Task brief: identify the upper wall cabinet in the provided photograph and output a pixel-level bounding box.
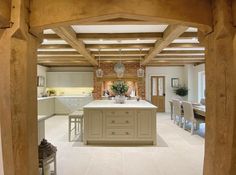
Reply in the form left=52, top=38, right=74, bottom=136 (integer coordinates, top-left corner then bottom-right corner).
left=46, top=72, right=94, bottom=87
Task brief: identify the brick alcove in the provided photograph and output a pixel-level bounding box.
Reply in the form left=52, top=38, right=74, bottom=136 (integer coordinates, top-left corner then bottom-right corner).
left=93, top=63, right=146, bottom=99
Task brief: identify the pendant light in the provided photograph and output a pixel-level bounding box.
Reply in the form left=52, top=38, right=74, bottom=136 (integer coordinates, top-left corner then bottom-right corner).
left=137, top=48, right=145, bottom=77
left=96, top=49, right=103, bottom=78
left=114, top=49, right=125, bottom=78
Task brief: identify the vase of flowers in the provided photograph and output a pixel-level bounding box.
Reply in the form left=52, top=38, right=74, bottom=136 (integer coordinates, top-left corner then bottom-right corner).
left=111, top=81, right=128, bottom=104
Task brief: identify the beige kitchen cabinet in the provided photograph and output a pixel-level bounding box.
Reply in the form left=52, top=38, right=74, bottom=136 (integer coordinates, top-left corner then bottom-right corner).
left=83, top=100, right=157, bottom=145
left=86, top=110, right=103, bottom=139
left=46, top=72, right=93, bottom=87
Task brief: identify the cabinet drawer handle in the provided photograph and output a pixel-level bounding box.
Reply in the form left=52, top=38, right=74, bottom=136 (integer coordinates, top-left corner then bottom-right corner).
left=125, top=112, right=129, bottom=114
left=112, top=132, right=115, bottom=135
left=126, top=132, right=129, bottom=135
left=112, top=112, right=115, bottom=114
left=125, top=120, right=129, bottom=123
left=111, top=120, right=115, bottom=123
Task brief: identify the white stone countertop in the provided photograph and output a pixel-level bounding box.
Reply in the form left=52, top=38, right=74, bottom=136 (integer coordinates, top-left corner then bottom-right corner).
left=83, top=100, right=157, bottom=109
left=37, top=95, right=92, bottom=100
left=38, top=115, right=50, bottom=121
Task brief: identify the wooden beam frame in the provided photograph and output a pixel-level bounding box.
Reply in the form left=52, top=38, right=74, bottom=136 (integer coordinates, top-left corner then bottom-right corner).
left=141, top=25, right=188, bottom=65
left=0, top=0, right=11, bottom=28
left=30, top=0, right=212, bottom=33
left=52, top=26, right=98, bottom=66
left=43, top=32, right=198, bottom=40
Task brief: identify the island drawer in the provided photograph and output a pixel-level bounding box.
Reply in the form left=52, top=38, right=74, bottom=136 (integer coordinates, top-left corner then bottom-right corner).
left=105, top=129, right=134, bottom=139
left=105, top=115, right=134, bottom=127
left=104, top=110, right=134, bottom=116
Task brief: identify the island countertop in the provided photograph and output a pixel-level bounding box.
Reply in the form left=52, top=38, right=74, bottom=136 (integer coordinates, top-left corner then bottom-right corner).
left=83, top=100, right=157, bottom=109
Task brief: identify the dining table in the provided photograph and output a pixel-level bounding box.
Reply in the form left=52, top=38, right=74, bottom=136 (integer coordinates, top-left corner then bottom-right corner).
left=169, top=100, right=206, bottom=120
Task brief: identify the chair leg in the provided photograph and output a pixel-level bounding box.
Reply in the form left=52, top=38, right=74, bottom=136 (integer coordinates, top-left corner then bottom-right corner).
left=183, top=119, right=186, bottom=130
left=179, top=116, right=182, bottom=127
left=191, top=122, right=194, bottom=135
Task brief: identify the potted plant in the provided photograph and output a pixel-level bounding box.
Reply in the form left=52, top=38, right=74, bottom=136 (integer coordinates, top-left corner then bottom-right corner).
left=111, top=81, right=128, bottom=103
left=174, top=86, right=188, bottom=100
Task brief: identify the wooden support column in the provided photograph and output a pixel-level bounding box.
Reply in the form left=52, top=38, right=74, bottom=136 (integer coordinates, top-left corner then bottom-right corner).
left=203, top=0, right=236, bottom=175
left=0, top=0, right=38, bottom=175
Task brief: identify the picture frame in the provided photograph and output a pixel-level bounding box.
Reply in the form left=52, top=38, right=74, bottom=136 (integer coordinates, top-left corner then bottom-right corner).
left=37, top=76, right=45, bottom=87
left=171, top=78, right=179, bottom=88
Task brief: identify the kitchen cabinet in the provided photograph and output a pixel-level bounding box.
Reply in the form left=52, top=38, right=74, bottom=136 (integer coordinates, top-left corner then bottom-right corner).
left=55, top=96, right=93, bottom=114
left=46, top=72, right=93, bottom=87
left=83, top=100, right=157, bottom=145
left=38, top=97, right=55, bottom=117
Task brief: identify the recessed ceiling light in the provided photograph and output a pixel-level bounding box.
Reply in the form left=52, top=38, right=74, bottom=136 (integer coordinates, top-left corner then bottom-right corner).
left=137, top=38, right=140, bottom=41
left=99, top=39, right=103, bottom=42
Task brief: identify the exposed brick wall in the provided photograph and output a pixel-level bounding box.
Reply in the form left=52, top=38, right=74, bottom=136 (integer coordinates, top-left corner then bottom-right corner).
left=93, top=63, right=146, bottom=99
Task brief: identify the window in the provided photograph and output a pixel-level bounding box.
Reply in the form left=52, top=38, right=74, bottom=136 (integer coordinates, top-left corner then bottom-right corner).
left=198, top=71, right=205, bottom=102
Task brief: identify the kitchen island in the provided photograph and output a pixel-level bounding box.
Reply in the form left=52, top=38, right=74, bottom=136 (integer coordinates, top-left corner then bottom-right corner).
left=83, top=100, right=157, bottom=145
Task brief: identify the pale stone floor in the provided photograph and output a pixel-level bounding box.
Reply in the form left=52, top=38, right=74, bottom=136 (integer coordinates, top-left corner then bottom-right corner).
left=45, top=113, right=205, bottom=175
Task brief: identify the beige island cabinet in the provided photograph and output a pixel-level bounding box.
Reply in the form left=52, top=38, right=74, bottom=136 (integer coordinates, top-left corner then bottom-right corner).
left=83, top=100, right=157, bottom=145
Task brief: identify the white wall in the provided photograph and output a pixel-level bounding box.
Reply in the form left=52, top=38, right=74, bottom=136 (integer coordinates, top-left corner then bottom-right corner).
left=193, top=64, right=205, bottom=102
left=146, top=66, right=185, bottom=112
left=37, top=65, right=48, bottom=97
left=184, top=65, right=194, bottom=102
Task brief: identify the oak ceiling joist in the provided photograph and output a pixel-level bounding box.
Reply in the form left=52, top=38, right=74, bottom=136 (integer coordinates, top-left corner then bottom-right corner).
left=86, top=43, right=153, bottom=49
left=141, top=25, right=189, bottom=65
left=37, top=50, right=204, bottom=57
left=39, top=43, right=202, bottom=50
left=43, top=32, right=197, bottom=40
left=52, top=26, right=98, bottom=66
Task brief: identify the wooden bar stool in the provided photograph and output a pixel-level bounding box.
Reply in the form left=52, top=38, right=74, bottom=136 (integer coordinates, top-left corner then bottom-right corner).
left=68, top=110, right=84, bottom=142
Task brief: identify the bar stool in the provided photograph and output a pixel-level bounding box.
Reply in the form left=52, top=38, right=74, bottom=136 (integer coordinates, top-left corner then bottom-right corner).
left=68, top=110, right=84, bottom=142
left=38, top=139, right=57, bottom=175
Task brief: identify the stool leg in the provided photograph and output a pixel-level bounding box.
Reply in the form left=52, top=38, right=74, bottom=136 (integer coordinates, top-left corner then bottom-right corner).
left=81, top=118, right=84, bottom=141
left=68, top=117, right=71, bottom=142
left=74, top=119, right=77, bottom=136
left=54, top=156, right=57, bottom=175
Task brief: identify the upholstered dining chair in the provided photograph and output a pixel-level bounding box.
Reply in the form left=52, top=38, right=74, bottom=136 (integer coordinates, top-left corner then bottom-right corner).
left=172, top=99, right=183, bottom=127
left=182, top=101, right=204, bottom=135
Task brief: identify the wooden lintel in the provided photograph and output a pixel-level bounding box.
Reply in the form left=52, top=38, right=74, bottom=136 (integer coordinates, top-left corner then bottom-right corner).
left=141, top=25, right=189, bottom=65
left=52, top=26, right=98, bottom=66
left=43, top=32, right=198, bottom=40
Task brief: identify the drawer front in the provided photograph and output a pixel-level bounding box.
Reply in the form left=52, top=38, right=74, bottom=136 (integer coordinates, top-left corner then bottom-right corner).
left=106, top=115, right=134, bottom=127
left=105, top=110, right=134, bottom=116
left=105, top=129, right=134, bottom=139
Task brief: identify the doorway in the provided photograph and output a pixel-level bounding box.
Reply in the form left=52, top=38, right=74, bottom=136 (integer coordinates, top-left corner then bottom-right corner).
left=151, top=76, right=165, bottom=112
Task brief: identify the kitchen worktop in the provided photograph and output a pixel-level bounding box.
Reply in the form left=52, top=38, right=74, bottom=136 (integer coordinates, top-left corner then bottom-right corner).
left=83, top=100, right=157, bottom=109
left=38, top=95, right=92, bottom=100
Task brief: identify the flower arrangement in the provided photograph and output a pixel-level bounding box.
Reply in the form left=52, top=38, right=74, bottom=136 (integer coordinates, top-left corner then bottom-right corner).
left=111, top=81, right=128, bottom=95
left=174, top=86, right=188, bottom=97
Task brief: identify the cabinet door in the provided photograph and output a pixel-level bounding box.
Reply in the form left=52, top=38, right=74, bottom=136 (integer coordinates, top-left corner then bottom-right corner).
left=137, top=110, right=153, bottom=138
left=86, top=110, right=103, bottom=139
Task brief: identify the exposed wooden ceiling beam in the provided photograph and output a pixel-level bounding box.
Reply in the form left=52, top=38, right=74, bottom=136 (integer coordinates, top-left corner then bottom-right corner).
left=141, top=25, right=189, bottom=65
left=38, top=51, right=79, bottom=55
left=43, top=32, right=197, bottom=40
left=86, top=43, right=153, bottom=49
left=155, top=55, right=205, bottom=59
left=52, top=26, right=98, bottom=66
left=39, top=43, right=202, bottom=50
left=160, top=50, right=205, bottom=54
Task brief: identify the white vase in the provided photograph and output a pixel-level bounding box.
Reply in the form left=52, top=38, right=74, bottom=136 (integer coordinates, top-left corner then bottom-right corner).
left=115, top=95, right=126, bottom=104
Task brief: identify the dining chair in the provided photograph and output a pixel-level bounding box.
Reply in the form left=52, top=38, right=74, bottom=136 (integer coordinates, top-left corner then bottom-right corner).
left=172, top=99, right=183, bottom=127
left=182, top=101, right=203, bottom=135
